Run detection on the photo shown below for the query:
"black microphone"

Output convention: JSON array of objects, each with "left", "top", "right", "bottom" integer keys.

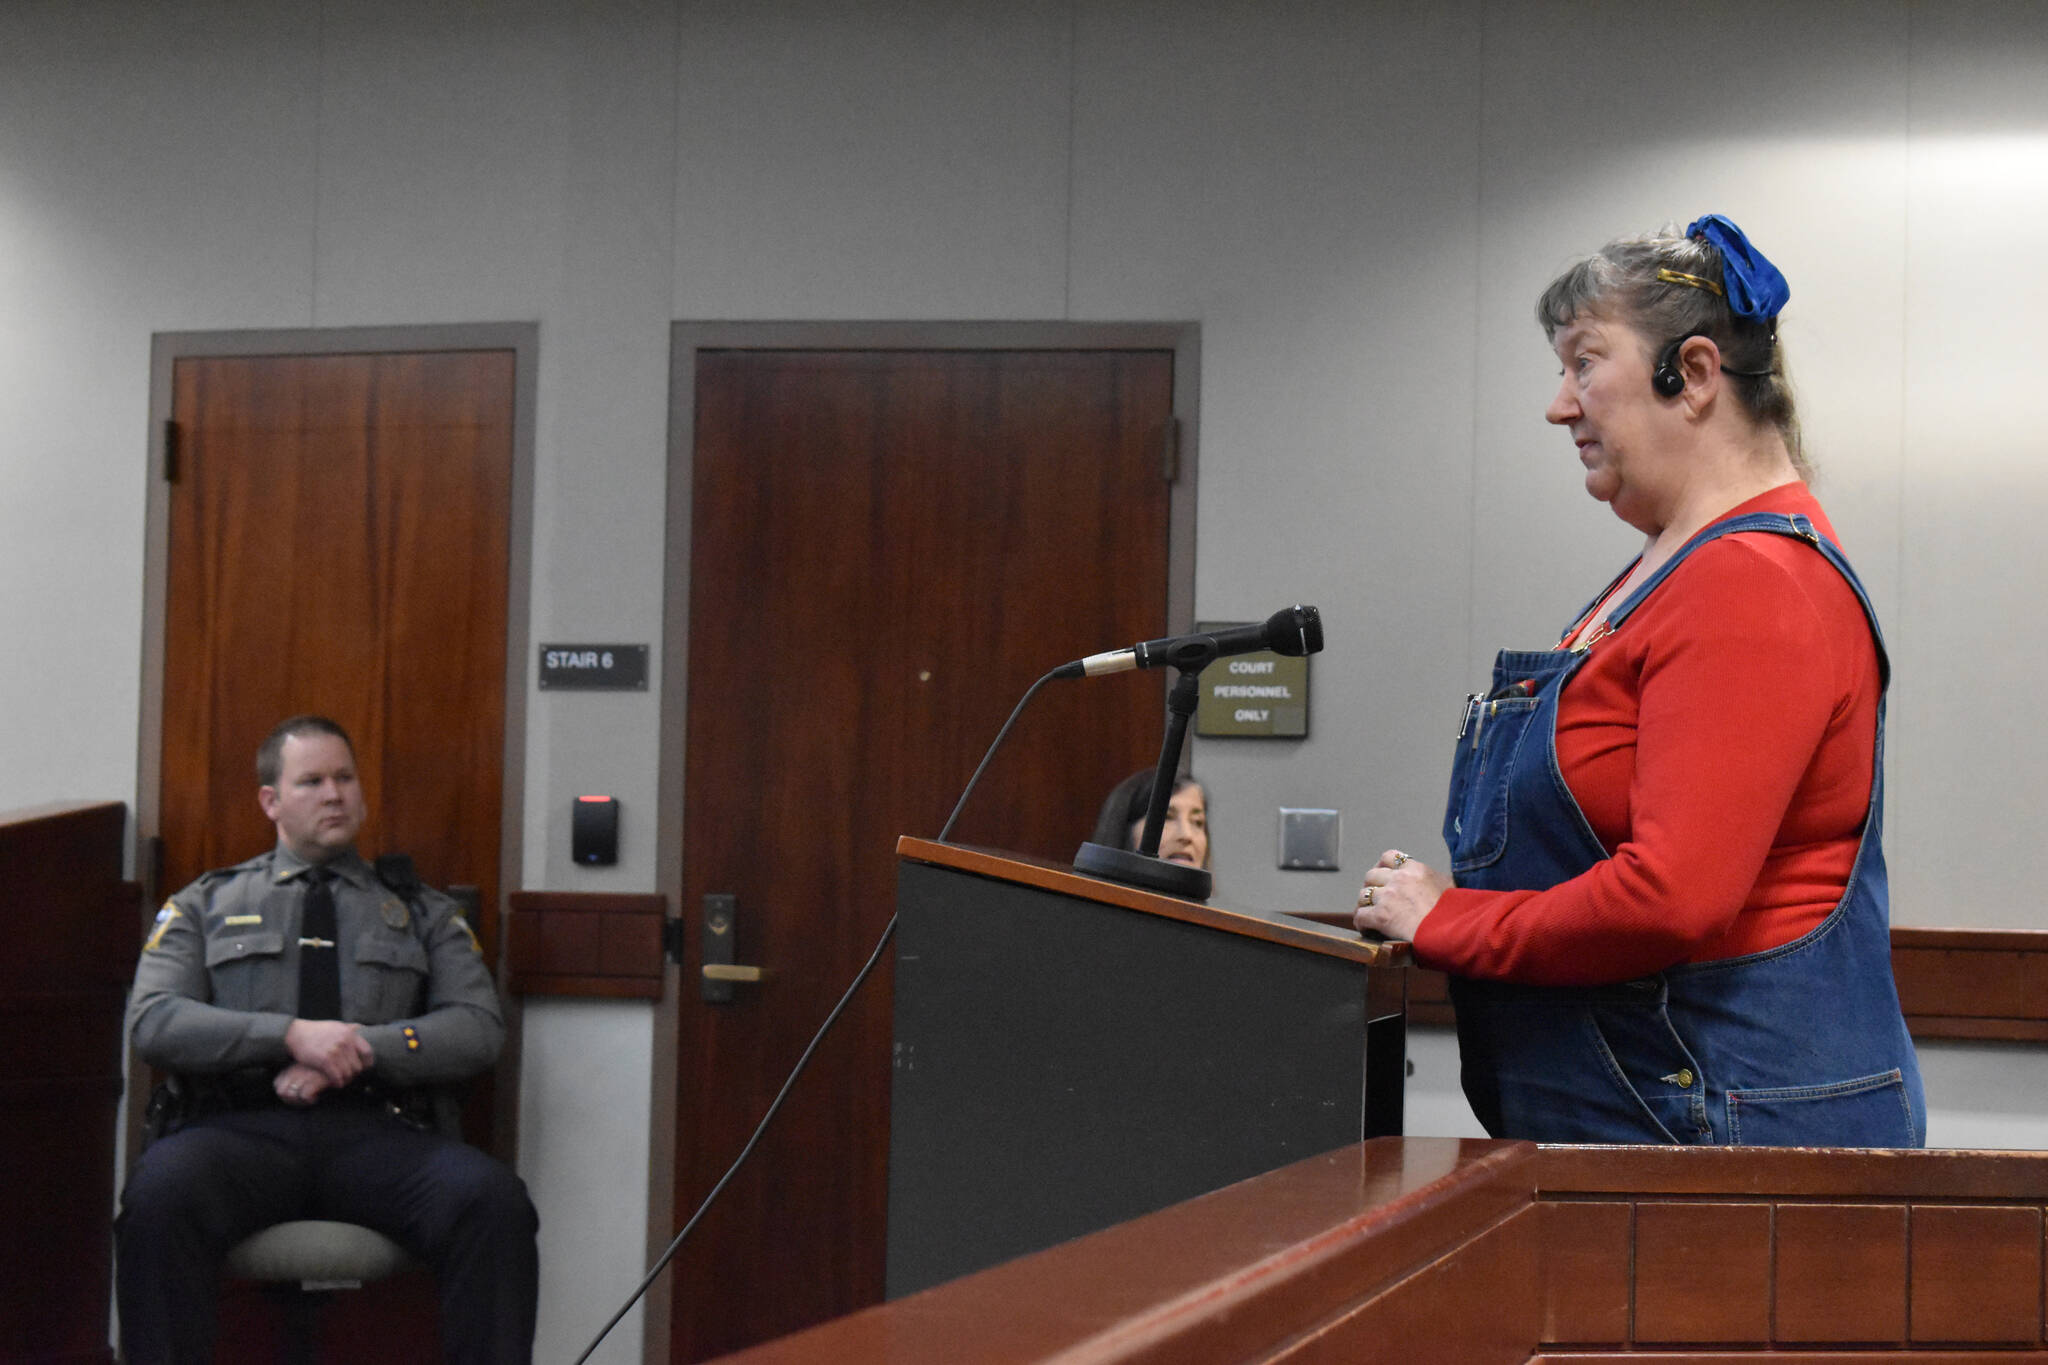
[{"left": 1056, "top": 604, "right": 1323, "bottom": 678}]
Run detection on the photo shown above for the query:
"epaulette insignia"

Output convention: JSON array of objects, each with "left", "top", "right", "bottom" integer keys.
[
  {"left": 381, "top": 898, "right": 411, "bottom": 931},
  {"left": 145, "top": 903, "right": 182, "bottom": 951},
  {"left": 453, "top": 915, "right": 482, "bottom": 955}
]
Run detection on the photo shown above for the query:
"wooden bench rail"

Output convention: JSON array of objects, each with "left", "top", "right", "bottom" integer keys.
[
  {"left": 503, "top": 891, "right": 667, "bottom": 998},
  {"left": 710, "top": 1137, "right": 1534, "bottom": 1365},
  {"left": 2, "top": 800, "right": 138, "bottom": 1365},
  {"left": 705, "top": 1137, "right": 2048, "bottom": 1364},
  {"left": 1404, "top": 926, "right": 2048, "bottom": 1042}
]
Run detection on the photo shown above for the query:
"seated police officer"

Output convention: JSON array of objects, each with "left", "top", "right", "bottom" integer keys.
[{"left": 117, "top": 715, "right": 538, "bottom": 1364}]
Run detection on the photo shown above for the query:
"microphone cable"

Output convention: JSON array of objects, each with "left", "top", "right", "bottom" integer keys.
[{"left": 572, "top": 664, "right": 1067, "bottom": 1364}]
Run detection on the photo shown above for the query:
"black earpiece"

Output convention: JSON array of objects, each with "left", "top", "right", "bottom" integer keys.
[{"left": 1651, "top": 336, "right": 1689, "bottom": 398}]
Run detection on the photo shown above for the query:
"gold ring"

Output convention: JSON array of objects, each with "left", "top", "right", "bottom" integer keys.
[
  {"left": 1390, "top": 852, "right": 1410, "bottom": 868},
  {"left": 1360, "top": 887, "right": 1376, "bottom": 907}
]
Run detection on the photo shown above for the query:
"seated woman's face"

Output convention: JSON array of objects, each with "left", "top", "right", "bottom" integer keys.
[{"left": 1131, "top": 783, "right": 1208, "bottom": 868}]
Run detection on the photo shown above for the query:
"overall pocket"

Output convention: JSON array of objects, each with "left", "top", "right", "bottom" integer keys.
[
  {"left": 1726, "top": 1069, "right": 1916, "bottom": 1147},
  {"left": 1582, "top": 987, "right": 1711, "bottom": 1145},
  {"left": 1452, "top": 977, "right": 1698, "bottom": 1144},
  {"left": 1446, "top": 696, "right": 1542, "bottom": 873}
]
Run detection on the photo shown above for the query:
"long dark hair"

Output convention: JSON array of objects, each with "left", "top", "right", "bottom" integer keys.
[{"left": 1089, "top": 768, "right": 1205, "bottom": 858}]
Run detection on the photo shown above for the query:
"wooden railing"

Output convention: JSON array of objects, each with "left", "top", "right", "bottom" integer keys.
[
  {"left": 1404, "top": 926, "right": 2048, "bottom": 1042},
  {"left": 703, "top": 1136, "right": 2048, "bottom": 1364},
  {"left": 1, "top": 801, "right": 138, "bottom": 1365},
  {"left": 502, "top": 890, "right": 667, "bottom": 998}
]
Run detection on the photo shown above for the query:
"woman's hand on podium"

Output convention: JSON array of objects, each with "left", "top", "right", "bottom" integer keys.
[{"left": 1354, "top": 849, "right": 1448, "bottom": 942}]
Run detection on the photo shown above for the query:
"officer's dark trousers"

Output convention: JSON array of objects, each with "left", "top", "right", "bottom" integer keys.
[{"left": 117, "top": 1106, "right": 539, "bottom": 1365}]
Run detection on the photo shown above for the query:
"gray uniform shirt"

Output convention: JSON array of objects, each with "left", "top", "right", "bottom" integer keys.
[{"left": 129, "top": 846, "right": 503, "bottom": 1088}]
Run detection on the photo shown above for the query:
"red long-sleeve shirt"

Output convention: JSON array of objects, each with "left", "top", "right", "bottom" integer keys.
[{"left": 1413, "top": 484, "right": 1880, "bottom": 987}]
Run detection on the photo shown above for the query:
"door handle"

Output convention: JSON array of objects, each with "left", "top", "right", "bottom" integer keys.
[{"left": 701, "top": 893, "right": 767, "bottom": 1002}]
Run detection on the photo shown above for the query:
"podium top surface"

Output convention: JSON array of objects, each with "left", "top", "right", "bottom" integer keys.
[{"left": 896, "top": 837, "right": 1410, "bottom": 968}]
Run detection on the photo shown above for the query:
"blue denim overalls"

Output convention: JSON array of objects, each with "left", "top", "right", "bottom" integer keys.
[{"left": 1441, "top": 512, "right": 1925, "bottom": 1146}]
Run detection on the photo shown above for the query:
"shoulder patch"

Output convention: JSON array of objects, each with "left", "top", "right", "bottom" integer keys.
[
  {"left": 452, "top": 915, "right": 483, "bottom": 956},
  {"left": 145, "top": 903, "right": 183, "bottom": 951}
]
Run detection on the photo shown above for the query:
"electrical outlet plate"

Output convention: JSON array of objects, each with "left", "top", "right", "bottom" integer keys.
[{"left": 1278, "top": 807, "right": 1341, "bottom": 870}]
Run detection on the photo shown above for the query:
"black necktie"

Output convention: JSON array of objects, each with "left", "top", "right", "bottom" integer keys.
[{"left": 297, "top": 866, "right": 341, "bottom": 1021}]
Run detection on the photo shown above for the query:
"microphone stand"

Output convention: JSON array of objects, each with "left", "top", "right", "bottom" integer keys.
[{"left": 1073, "top": 647, "right": 1215, "bottom": 902}]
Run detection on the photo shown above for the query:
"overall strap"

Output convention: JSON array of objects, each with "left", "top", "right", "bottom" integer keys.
[{"left": 1600, "top": 512, "right": 1890, "bottom": 684}]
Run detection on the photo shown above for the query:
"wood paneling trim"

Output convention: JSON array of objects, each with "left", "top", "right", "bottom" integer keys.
[
  {"left": 504, "top": 891, "right": 666, "bottom": 998},
  {"left": 1774, "top": 1203, "right": 1910, "bottom": 1342},
  {"left": 1539, "top": 1199, "right": 1631, "bottom": 1344},
  {"left": 1407, "top": 928, "right": 2048, "bottom": 1042},
  {"left": 1535, "top": 1142, "right": 2048, "bottom": 1198},
  {"left": 1909, "top": 1204, "right": 2043, "bottom": 1344},
  {"left": 1535, "top": 1355, "right": 2048, "bottom": 1363},
  {"left": 1633, "top": 1201, "right": 1773, "bottom": 1343},
  {"left": 2, "top": 800, "right": 133, "bottom": 1365},
  {"left": 1406, "top": 966, "right": 1454, "bottom": 1026},
  {"left": 1532, "top": 1145, "right": 2048, "bottom": 1354},
  {"left": 1893, "top": 927, "right": 2048, "bottom": 1040}
]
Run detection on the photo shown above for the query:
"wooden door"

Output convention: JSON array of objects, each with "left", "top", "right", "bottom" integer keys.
[
  {"left": 160, "top": 350, "right": 514, "bottom": 952},
  {"left": 670, "top": 349, "right": 1176, "bottom": 1359},
  {"left": 158, "top": 349, "right": 514, "bottom": 1362}
]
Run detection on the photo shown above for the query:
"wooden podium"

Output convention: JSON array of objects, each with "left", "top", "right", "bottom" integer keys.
[{"left": 885, "top": 838, "right": 1409, "bottom": 1298}]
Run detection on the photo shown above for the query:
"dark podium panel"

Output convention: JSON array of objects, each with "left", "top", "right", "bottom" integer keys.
[{"left": 886, "top": 840, "right": 1407, "bottom": 1298}]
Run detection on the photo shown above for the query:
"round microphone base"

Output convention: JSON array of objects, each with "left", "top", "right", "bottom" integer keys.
[{"left": 1072, "top": 842, "right": 1212, "bottom": 902}]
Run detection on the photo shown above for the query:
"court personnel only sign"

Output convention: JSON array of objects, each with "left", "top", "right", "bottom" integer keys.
[{"left": 1193, "top": 623, "right": 1309, "bottom": 738}]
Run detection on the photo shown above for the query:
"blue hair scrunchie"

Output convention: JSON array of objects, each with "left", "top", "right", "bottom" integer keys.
[{"left": 1685, "top": 213, "right": 1790, "bottom": 321}]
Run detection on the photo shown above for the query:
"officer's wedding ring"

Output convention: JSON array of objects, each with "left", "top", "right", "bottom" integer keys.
[{"left": 1360, "top": 887, "right": 1377, "bottom": 907}]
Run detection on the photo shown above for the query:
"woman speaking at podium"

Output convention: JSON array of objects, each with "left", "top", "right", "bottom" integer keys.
[{"left": 1353, "top": 215, "right": 1924, "bottom": 1148}]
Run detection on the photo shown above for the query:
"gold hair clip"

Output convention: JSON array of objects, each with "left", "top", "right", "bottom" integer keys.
[{"left": 1657, "top": 268, "right": 1724, "bottom": 297}]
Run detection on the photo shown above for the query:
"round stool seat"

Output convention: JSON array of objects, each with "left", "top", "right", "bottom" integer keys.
[{"left": 224, "top": 1219, "right": 414, "bottom": 1287}]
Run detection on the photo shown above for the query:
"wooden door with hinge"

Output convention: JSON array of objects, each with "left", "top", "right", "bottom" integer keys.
[
  {"left": 153, "top": 345, "right": 518, "bottom": 1363},
  {"left": 157, "top": 347, "right": 515, "bottom": 1079},
  {"left": 667, "top": 347, "right": 1179, "bottom": 1360}
]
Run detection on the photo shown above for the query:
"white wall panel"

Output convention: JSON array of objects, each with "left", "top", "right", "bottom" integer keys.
[
  {"left": 671, "top": 0, "right": 1072, "bottom": 319},
  {"left": 0, "top": 1, "right": 319, "bottom": 814},
  {"left": 1892, "top": 0, "right": 2048, "bottom": 929},
  {"left": 1473, "top": 1, "right": 1911, "bottom": 669},
  {"left": 515, "top": 0, "right": 677, "bottom": 895},
  {"left": 1070, "top": 0, "right": 1483, "bottom": 910},
  {"left": 520, "top": 998, "right": 656, "bottom": 1365},
  {"left": 1918, "top": 1039, "right": 2048, "bottom": 1149},
  {"left": 313, "top": 0, "right": 573, "bottom": 325}
]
